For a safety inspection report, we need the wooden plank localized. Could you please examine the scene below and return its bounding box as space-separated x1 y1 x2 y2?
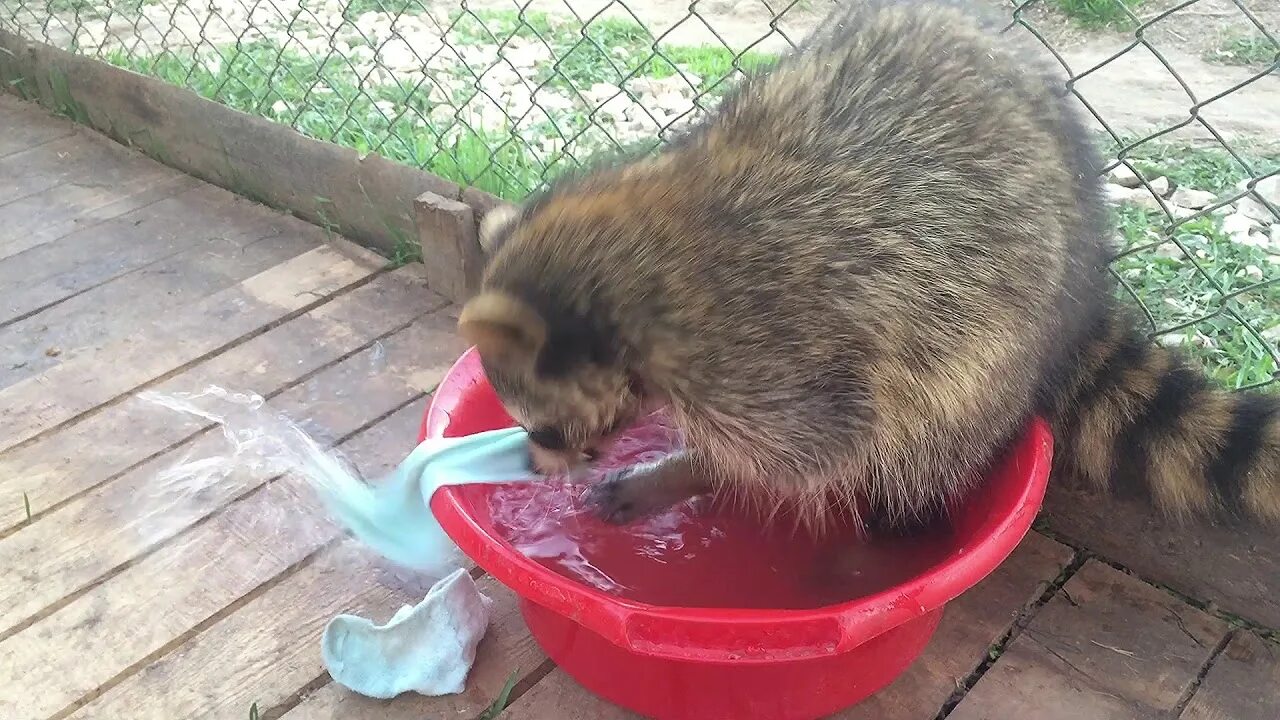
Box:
0 244 379 451
415 191 481 304
507 532 1076 720
832 531 1075 719
0 171 197 261
0 128 175 207
0 29 461 256
508 669 643 720
0 310 464 642
948 560 1229 720
1041 481 1280 630
0 211 319 387
0 182 300 326
71 552 536 720
0 267 442 533
0 398 429 720
0 95 76 157
1181 632 1280 720
280 578 548 719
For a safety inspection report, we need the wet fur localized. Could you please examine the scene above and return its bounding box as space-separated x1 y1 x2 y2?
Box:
460 0 1280 530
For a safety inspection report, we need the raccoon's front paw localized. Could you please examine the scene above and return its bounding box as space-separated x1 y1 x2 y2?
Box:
583 466 654 525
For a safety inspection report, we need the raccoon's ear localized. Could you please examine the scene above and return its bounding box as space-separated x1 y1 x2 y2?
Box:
478 204 520 255
458 291 546 366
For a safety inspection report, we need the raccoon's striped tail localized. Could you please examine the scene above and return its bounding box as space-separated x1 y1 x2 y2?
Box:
1046 310 1280 523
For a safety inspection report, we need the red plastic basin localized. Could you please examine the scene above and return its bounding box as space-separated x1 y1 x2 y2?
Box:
425 347 1052 720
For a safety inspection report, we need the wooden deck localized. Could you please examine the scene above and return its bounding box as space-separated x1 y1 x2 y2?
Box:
2 94 1277 720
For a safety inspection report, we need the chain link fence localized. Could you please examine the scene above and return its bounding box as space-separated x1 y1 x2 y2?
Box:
1 0 1278 390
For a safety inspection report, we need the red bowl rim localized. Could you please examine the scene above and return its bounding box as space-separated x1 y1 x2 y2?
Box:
428 347 1052 662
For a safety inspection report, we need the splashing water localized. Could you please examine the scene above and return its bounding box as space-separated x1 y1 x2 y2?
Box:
135 386 373 547
485 410 712 595
486 410 956 609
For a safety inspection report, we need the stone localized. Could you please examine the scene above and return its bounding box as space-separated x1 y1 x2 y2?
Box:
1108 164 1142 188
505 43 547 69
1105 183 1161 211
1238 196 1278 223
1255 175 1280 206
1170 187 1216 210
1222 211 1261 236
654 92 692 114
1148 175 1171 197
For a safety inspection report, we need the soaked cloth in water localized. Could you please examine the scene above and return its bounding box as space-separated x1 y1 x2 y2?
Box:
316 427 537 698
316 426 536 577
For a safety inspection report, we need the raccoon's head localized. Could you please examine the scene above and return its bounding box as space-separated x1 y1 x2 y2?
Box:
458 291 645 473
458 205 648 473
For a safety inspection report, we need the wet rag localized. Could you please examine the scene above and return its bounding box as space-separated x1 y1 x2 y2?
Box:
315 427 538 699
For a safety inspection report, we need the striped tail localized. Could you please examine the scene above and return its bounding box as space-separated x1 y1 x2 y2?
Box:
1046 308 1280 523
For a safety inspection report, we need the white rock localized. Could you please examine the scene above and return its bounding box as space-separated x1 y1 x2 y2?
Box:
1255 176 1280 207
1108 164 1142 188
534 92 575 113
379 38 422 73
654 92 692 114
1222 212 1261 235
1148 176 1171 197
1238 196 1278 223
505 43 548 69
675 70 702 88
585 82 621 103
1104 184 1161 211
1264 324 1280 343
1243 264 1264 280
1233 231 1270 248
1271 223 1280 247
596 94 637 120
271 100 289 114
1170 187 1216 210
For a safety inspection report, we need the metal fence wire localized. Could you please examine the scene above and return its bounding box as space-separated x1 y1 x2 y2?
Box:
1 0 1277 390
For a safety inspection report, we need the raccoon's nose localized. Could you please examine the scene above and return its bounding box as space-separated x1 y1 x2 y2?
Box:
583 447 600 461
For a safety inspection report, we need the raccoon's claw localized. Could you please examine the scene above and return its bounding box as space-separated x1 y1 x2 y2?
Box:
584 467 648 524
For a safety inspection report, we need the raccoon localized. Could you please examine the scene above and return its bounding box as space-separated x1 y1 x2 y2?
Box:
456 0 1280 531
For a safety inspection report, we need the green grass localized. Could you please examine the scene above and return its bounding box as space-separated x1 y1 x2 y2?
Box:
105 41 544 199
477 670 520 720
47 0 156 18
340 0 424 22
22 492 31 521
1112 207 1279 390
102 16 777 200
1098 139 1280 390
448 10 776 95
1112 140 1280 194
1052 0 1144 28
1204 35 1280 69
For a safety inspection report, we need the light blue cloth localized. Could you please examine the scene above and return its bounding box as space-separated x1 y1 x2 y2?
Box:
314 426 537 699
315 426 537 577
321 567 494 699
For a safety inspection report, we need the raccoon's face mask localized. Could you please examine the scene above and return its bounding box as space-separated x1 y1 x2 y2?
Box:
457 291 644 475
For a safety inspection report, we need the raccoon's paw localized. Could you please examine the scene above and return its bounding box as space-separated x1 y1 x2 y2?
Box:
583 466 655 525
